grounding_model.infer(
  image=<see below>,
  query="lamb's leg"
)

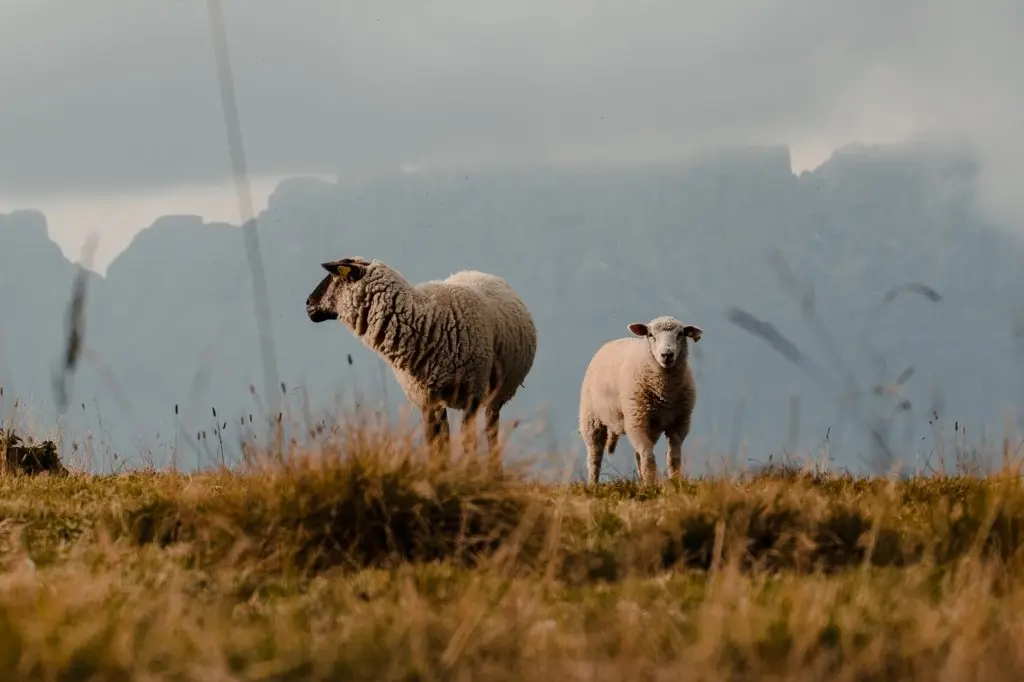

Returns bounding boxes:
[666,432,684,479]
[625,426,658,485]
[582,420,608,487]
[424,404,450,462]
[666,418,691,480]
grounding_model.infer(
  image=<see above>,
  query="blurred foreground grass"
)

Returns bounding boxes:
[2,417,1024,680]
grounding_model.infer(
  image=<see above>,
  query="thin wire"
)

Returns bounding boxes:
[206,0,281,417]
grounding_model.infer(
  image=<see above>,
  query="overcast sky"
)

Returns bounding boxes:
[1,0,1021,271]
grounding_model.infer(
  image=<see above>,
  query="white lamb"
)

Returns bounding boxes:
[578,316,703,486]
[305,256,538,461]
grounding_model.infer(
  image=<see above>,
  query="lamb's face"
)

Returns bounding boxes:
[628,316,703,370]
[305,257,373,331]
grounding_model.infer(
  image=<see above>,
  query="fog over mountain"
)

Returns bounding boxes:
[2,142,1022,476]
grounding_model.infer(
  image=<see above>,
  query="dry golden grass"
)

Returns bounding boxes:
[1,415,1024,680]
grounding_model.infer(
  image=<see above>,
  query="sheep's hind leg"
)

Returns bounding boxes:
[459,398,482,462]
[582,420,608,487]
[484,402,507,470]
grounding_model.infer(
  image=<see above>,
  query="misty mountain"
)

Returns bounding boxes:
[2,143,1023,476]
[0,210,104,419]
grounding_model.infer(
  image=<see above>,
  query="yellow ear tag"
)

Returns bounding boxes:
[334,264,351,278]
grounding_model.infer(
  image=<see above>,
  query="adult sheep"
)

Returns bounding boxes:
[305,256,538,462]
[579,316,703,486]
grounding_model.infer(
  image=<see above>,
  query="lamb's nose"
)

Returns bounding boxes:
[661,352,675,363]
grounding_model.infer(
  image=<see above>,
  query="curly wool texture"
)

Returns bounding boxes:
[442,270,538,408]
[315,259,537,417]
[579,316,699,485]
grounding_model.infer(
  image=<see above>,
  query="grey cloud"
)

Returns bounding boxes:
[1,0,1021,225]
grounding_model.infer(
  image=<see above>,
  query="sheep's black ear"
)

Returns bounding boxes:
[683,325,703,343]
[321,260,365,281]
[627,323,648,337]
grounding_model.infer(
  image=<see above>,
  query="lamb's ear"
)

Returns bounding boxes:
[682,325,703,343]
[321,260,365,282]
[627,323,648,337]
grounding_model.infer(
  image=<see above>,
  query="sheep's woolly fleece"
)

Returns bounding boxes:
[305,257,537,442]
[579,316,702,485]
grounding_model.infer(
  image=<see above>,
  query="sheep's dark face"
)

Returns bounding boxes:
[306,274,340,323]
[628,316,702,370]
[305,257,372,329]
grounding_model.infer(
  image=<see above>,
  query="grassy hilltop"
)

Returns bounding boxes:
[2,417,1024,681]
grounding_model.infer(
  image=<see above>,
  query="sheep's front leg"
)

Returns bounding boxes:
[625,425,658,485]
[666,416,692,479]
[666,432,684,479]
[424,404,450,462]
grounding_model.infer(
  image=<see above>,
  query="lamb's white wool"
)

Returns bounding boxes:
[305,257,538,459]
[578,316,702,486]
